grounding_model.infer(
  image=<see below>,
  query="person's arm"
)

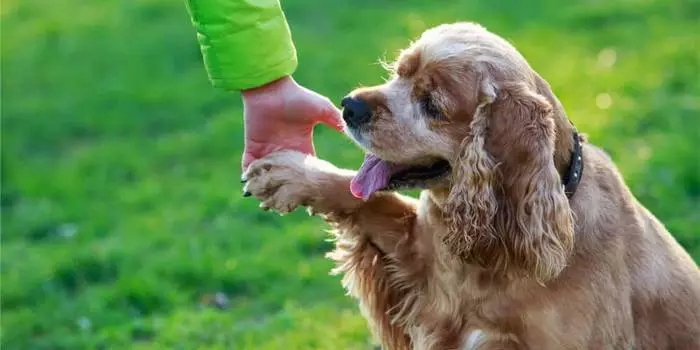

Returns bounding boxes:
[185,0,297,90]
[185,0,344,171]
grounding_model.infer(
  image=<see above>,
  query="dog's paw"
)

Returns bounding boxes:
[243,151,336,214]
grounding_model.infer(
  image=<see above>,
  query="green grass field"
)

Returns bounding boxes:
[2,0,699,348]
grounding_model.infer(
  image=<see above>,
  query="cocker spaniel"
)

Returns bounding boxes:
[243,23,700,349]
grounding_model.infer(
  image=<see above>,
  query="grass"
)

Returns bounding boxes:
[1,0,698,348]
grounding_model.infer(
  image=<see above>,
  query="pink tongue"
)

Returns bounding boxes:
[350,154,393,200]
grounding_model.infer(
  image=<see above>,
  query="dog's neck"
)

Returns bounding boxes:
[552,109,578,178]
[533,74,578,179]
[426,187,451,207]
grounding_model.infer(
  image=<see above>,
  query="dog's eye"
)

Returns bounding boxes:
[422,97,444,120]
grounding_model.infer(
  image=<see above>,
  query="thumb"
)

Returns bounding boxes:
[241,151,256,173]
[319,105,345,132]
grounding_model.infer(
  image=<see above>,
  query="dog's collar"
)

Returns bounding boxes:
[562,130,584,199]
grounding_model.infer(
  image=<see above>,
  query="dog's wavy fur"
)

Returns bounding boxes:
[245,22,700,349]
[443,82,575,282]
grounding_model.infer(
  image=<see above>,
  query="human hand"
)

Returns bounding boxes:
[241,76,344,171]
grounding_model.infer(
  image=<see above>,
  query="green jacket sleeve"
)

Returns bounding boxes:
[185,0,297,91]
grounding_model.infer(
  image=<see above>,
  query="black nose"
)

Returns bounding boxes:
[341,96,372,127]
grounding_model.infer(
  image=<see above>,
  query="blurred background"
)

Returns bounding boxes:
[1,0,698,348]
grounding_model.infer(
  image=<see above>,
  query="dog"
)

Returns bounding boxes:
[243,22,700,349]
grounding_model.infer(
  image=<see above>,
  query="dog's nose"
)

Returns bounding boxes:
[341,96,372,127]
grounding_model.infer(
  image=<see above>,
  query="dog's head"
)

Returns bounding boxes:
[343,22,575,281]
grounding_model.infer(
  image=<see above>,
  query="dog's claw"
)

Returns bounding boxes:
[242,182,251,197]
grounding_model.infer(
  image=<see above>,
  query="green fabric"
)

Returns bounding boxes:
[186,0,297,91]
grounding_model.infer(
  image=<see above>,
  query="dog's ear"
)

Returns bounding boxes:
[443,77,499,264]
[444,80,574,282]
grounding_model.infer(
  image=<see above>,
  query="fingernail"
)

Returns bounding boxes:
[243,191,251,197]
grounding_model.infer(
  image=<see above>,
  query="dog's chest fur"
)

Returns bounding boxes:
[403,193,531,349]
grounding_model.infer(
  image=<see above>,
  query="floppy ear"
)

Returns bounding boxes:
[444,81,574,282]
[443,87,498,261]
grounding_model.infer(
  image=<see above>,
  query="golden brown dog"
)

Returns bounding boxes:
[244,22,700,349]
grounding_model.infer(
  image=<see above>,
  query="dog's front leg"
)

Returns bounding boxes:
[245,151,422,349]
[244,151,419,256]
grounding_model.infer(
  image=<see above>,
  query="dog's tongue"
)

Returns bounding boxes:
[350,154,393,200]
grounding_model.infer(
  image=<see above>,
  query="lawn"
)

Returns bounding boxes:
[1,0,698,348]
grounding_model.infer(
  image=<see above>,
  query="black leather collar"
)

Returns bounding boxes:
[562,131,584,199]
